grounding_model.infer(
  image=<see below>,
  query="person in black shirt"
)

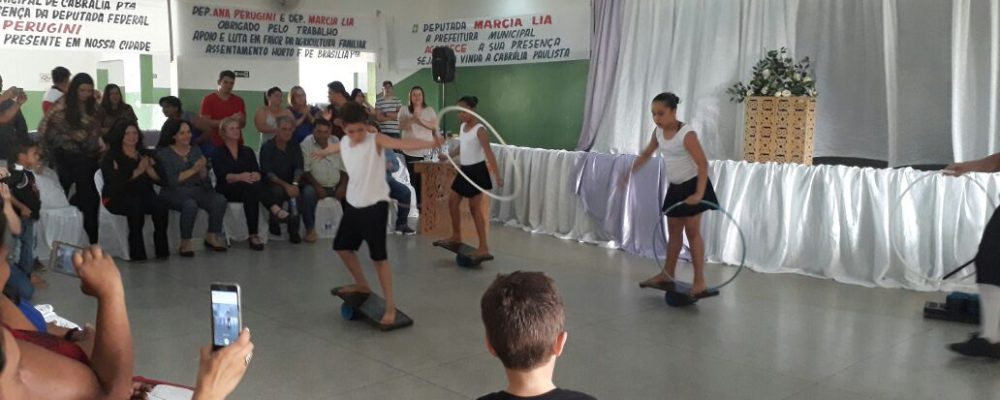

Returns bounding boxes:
[260,116,317,244]
[213,117,290,251]
[0,74,29,160]
[100,121,169,261]
[5,143,43,299]
[478,272,596,400]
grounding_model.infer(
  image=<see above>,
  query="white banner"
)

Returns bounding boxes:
[398,10,590,68]
[0,0,168,53]
[177,2,377,60]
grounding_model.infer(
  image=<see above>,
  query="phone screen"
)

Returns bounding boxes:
[211,283,241,349]
[50,241,83,278]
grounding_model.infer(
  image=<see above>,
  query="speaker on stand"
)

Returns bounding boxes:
[432,46,456,139]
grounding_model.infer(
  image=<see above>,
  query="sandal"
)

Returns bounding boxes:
[204,240,228,252]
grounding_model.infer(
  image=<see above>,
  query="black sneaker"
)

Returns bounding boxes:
[948,337,1000,359]
[289,232,302,244]
[269,222,282,237]
[396,225,416,236]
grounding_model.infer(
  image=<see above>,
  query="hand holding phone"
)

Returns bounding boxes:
[72,246,123,299]
[50,241,83,278]
[211,283,242,350]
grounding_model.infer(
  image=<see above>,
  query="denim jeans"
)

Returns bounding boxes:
[387,178,411,227]
[7,218,36,300]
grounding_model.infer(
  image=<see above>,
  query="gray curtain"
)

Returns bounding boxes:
[575,0,624,151]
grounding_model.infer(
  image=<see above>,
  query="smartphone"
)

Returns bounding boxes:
[49,241,84,278]
[210,283,242,350]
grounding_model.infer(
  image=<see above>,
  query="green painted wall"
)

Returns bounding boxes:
[139,54,155,104]
[178,89,268,149]
[20,91,45,130]
[394,60,588,150]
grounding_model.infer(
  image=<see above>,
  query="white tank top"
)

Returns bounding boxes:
[340,132,389,208]
[656,123,699,184]
[459,122,486,165]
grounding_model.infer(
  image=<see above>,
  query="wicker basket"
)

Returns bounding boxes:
[742,96,817,165]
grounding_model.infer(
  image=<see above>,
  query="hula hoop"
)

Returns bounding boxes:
[890,171,997,286]
[435,106,522,202]
[650,200,747,292]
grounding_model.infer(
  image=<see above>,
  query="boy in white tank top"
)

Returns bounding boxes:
[311,102,443,327]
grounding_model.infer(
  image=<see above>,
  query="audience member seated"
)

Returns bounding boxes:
[0,219,253,399]
[260,116,317,243]
[478,271,596,400]
[100,121,170,261]
[156,120,228,257]
[96,84,138,137]
[370,122,413,235]
[300,118,347,203]
[253,87,294,145]
[161,95,212,156]
[212,117,290,251]
[288,86,322,144]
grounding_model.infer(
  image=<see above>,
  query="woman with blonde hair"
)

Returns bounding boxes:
[288,86,322,144]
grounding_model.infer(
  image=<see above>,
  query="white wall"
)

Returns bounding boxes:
[378,0,591,85]
[169,0,590,93]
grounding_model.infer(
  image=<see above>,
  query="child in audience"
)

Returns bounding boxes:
[311,102,442,327]
[5,143,43,299]
[478,271,596,400]
[435,96,502,257]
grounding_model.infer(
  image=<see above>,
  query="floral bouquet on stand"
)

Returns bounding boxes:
[727,47,817,102]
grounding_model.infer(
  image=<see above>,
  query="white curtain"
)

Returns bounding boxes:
[953,0,1000,162]
[587,0,997,166]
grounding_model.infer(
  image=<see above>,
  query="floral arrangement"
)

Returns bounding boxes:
[727,47,817,103]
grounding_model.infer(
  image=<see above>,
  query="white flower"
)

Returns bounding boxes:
[793,73,801,81]
[804,76,813,83]
[762,69,771,78]
[746,90,753,97]
[762,88,769,95]
[782,89,792,97]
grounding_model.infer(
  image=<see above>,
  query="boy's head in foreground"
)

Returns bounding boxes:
[480,271,567,371]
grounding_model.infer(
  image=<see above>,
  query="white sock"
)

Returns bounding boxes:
[979,284,1000,343]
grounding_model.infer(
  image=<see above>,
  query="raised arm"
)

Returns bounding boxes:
[73,247,134,400]
[254,107,278,135]
[946,153,1000,176]
[376,131,443,151]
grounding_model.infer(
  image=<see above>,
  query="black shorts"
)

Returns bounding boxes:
[976,205,1000,285]
[662,177,719,218]
[451,161,493,198]
[333,201,389,261]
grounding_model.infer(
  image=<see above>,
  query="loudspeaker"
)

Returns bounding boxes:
[432,46,456,83]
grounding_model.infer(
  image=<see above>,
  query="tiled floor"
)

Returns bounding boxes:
[34,225,1000,399]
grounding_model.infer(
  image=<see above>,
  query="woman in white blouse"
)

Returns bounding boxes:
[397,86,438,203]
